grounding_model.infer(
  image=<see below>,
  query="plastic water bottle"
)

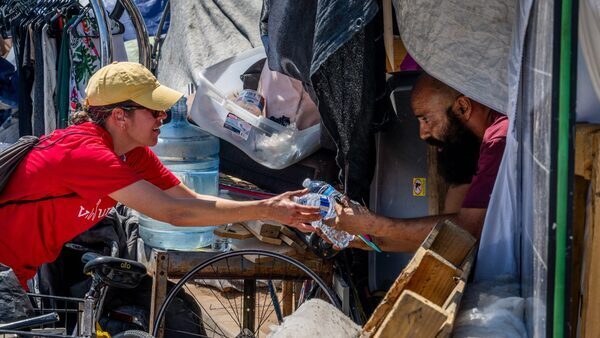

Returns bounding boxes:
[294,193,355,249]
[302,178,344,202]
[302,178,383,252]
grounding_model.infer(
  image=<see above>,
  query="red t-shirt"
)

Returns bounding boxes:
[0,122,180,287]
[461,111,508,209]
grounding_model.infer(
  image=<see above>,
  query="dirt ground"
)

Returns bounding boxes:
[182,282,281,338]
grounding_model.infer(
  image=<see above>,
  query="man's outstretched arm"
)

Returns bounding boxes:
[326,205,486,252]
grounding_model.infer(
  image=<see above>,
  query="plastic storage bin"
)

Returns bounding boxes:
[190,47,321,170]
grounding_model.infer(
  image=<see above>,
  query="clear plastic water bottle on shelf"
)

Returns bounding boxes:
[293,193,355,249]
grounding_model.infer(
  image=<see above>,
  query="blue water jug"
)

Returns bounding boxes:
[153,96,220,195]
[138,96,221,250]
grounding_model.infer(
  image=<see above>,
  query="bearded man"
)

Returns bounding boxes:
[318,73,508,251]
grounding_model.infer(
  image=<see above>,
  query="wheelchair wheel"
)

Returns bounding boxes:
[152,250,340,338]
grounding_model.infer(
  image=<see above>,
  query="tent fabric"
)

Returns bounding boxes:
[261,0,378,84]
[577,0,600,122]
[156,0,262,93]
[392,0,514,114]
[473,0,527,282]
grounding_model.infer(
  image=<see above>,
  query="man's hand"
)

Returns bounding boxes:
[315,227,373,251]
[324,198,374,235]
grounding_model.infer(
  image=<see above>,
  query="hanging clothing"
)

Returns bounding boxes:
[14,22,35,136]
[2,3,126,134]
[68,18,128,115]
[42,24,58,134]
[68,18,101,114]
[32,23,45,136]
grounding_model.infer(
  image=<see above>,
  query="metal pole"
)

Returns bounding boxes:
[118,0,152,68]
[89,0,113,66]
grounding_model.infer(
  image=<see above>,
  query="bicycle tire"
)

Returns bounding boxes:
[113,329,154,338]
[152,249,341,338]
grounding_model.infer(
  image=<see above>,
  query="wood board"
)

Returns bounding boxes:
[230,237,296,263]
[213,223,253,240]
[362,220,476,338]
[243,220,281,238]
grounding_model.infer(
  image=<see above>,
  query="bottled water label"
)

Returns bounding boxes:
[294,193,354,249]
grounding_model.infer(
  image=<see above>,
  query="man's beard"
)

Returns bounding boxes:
[428,108,481,185]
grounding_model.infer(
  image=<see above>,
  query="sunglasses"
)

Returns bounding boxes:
[121,106,164,118]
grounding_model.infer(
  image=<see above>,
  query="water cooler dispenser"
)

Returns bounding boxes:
[138,96,221,250]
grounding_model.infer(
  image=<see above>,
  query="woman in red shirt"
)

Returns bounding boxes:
[0,62,320,288]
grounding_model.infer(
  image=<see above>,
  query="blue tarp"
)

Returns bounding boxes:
[105,0,170,41]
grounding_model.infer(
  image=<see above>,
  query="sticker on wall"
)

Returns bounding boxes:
[412,178,426,197]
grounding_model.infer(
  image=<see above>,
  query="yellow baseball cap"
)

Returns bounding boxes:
[85,61,183,111]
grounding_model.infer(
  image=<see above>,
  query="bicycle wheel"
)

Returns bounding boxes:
[113,329,154,337]
[152,250,340,338]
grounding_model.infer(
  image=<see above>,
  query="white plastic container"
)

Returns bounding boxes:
[190,47,321,170]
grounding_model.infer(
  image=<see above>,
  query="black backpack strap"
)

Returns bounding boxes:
[0,135,40,192]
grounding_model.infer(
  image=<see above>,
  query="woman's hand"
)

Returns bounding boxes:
[261,189,321,229]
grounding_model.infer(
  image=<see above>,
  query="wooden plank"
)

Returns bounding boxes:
[230,237,295,263]
[363,248,429,334]
[243,222,283,245]
[404,251,461,307]
[421,220,477,267]
[427,146,448,215]
[279,226,308,250]
[362,248,460,334]
[575,124,600,179]
[243,220,281,238]
[374,290,447,338]
[282,281,294,317]
[279,233,306,254]
[213,223,253,240]
[438,250,476,337]
[580,133,600,338]
[571,175,588,338]
[149,250,169,338]
[437,280,466,338]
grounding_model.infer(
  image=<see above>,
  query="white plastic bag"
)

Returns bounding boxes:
[190,48,321,170]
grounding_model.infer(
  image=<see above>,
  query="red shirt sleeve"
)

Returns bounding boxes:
[461,137,506,209]
[59,142,143,201]
[124,147,180,190]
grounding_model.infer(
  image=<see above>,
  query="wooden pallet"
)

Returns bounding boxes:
[361,219,477,338]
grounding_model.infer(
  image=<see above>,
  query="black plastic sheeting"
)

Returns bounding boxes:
[261,0,387,201]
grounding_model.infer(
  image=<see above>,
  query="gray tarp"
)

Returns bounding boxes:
[156,0,262,93]
[393,0,514,114]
